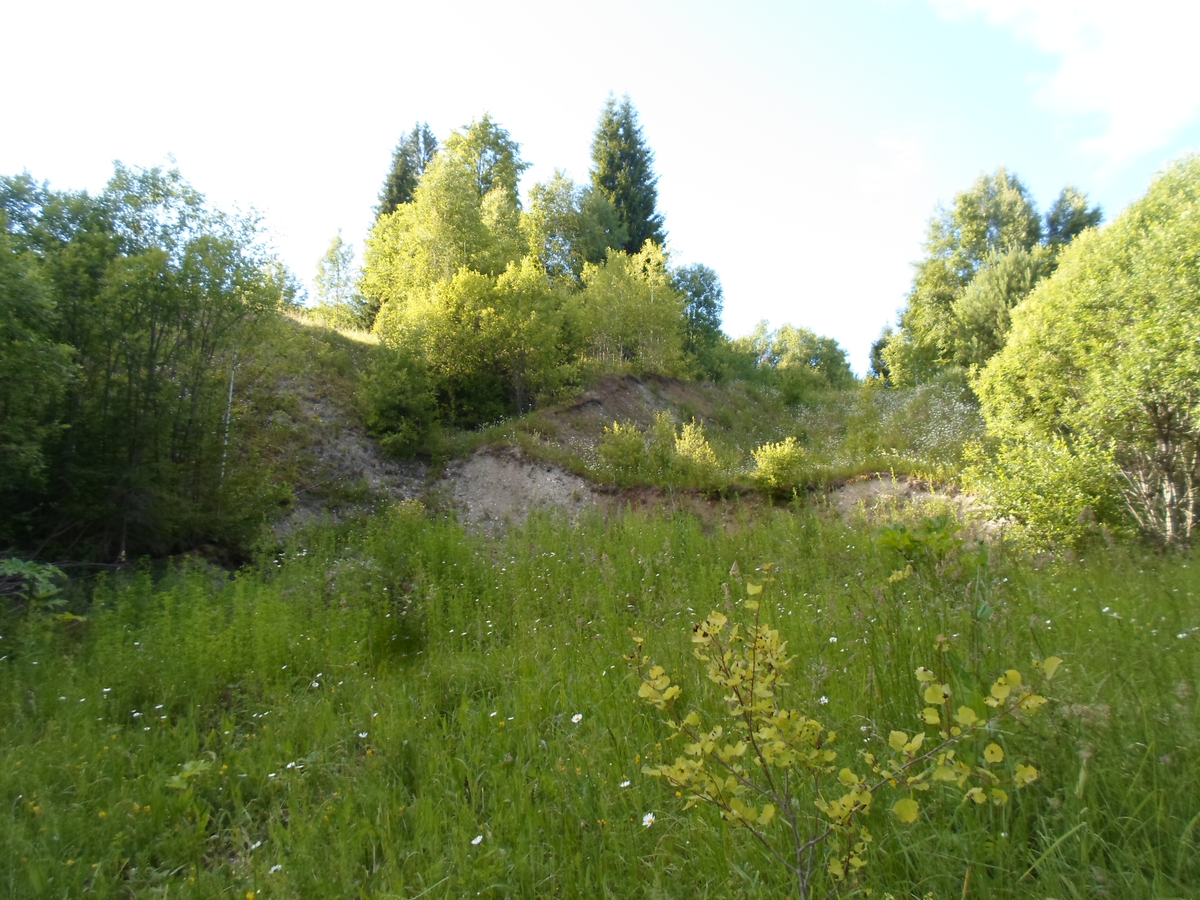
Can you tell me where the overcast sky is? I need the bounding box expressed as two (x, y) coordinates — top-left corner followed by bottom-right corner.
(5, 0), (1199, 373)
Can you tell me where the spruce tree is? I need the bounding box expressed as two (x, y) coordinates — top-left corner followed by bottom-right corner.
(378, 123), (438, 218)
(589, 96), (665, 254)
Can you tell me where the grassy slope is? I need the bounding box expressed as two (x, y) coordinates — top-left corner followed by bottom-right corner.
(3, 504), (1198, 899)
(448, 375), (983, 492)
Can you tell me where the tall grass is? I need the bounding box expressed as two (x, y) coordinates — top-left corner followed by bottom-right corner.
(2, 503), (1197, 898)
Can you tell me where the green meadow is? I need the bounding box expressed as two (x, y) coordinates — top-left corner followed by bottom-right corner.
(4, 503), (1198, 899)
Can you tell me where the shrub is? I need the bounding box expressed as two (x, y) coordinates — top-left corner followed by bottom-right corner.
(629, 583), (1060, 899)
(962, 437), (1122, 550)
(752, 437), (807, 492)
(673, 417), (721, 484)
(596, 420), (649, 483)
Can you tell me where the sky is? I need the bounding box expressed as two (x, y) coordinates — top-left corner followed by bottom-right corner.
(5, 0), (1199, 374)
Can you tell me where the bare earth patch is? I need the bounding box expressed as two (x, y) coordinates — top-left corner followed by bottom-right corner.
(435, 448), (599, 534)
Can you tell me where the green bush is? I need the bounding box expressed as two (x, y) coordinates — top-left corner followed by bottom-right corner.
(596, 420), (649, 483)
(751, 436), (807, 493)
(962, 437), (1123, 550)
(358, 344), (436, 456)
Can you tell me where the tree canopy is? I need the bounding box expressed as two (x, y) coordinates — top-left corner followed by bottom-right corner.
(884, 168), (1101, 384)
(0, 166), (286, 556)
(378, 122), (438, 218)
(975, 155), (1200, 544)
(590, 95), (666, 254)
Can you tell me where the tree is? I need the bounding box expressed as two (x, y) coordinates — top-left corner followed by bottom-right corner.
(521, 171), (627, 283)
(736, 322), (855, 401)
(313, 230), (365, 328)
(0, 221), (74, 530)
(1044, 185), (1102, 248)
(951, 245), (1055, 370)
(885, 169), (1104, 385)
(885, 168), (1041, 384)
(869, 328), (893, 382)
(444, 114), (528, 203)
(975, 154), (1200, 545)
(378, 122), (438, 218)
(590, 95), (666, 254)
(0, 165), (282, 558)
(671, 263), (724, 355)
(570, 243), (684, 376)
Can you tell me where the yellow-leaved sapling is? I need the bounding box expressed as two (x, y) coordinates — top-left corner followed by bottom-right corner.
(628, 578), (1062, 899)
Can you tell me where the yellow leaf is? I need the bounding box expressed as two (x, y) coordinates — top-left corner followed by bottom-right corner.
(915, 666), (936, 682)
(1014, 764), (1039, 786)
(1019, 693), (1047, 712)
(828, 858), (845, 881)
(990, 680), (1012, 702)
(954, 706), (979, 727)
(990, 788), (1009, 806)
(743, 599), (759, 611)
(1041, 656), (1063, 680)
(839, 768), (860, 787)
(904, 732), (925, 753)
(924, 683), (951, 704)
(757, 803), (776, 826)
(888, 731), (908, 753)
(746, 582), (763, 595)
(1005, 669), (1022, 686)
(984, 743), (1004, 764)
(922, 707), (941, 725)
(965, 787), (986, 804)
(892, 798), (920, 824)
(932, 765), (957, 782)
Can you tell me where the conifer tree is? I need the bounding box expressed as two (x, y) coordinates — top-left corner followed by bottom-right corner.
(377, 122), (438, 218)
(590, 95), (665, 254)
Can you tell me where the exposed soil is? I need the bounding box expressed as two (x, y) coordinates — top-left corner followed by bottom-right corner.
(433, 448), (597, 535)
(272, 391), (428, 538)
(273, 369), (990, 538)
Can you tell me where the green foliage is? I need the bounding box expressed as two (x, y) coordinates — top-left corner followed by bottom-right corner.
(963, 438), (1122, 551)
(672, 417), (721, 483)
(0, 557), (66, 613)
(875, 514), (966, 569)
(596, 420), (650, 481)
(886, 169), (1100, 385)
(595, 412), (725, 488)
(1044, 185), (1102, 249)
(751, 437), (807, 493)
(671, 263), (724, 358)
(358, 343), (436, 455)
(571, 243), (685, 377)
(590, 95), (665, 254)
(951, 245), (1055, 370)
(735, 321), (856, 401)
(868, 327), (893, 383)
(0, 223), (74, 521)
(311, 230), (366, 329)
(631, 582), (1058, 898)
(377, 122), (437, 219)
(975, 155), (1200, 545)
(0, 166), (286, 558)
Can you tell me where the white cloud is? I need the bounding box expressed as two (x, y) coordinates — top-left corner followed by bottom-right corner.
(928, 0), (1200, 167)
